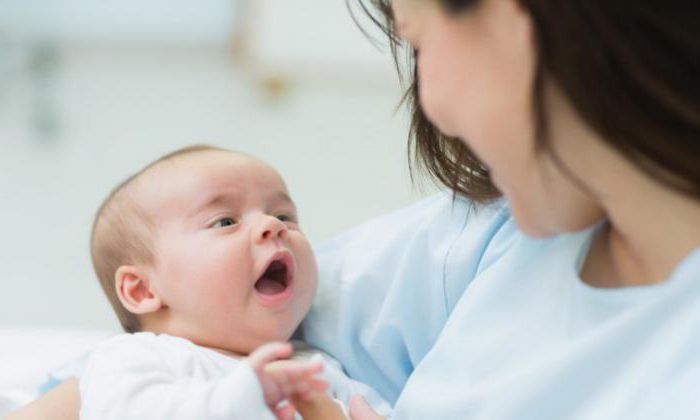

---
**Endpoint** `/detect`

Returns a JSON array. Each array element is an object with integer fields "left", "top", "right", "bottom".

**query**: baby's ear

[{"left": 115, "top": 265, "right": 163, "bottom": 315}]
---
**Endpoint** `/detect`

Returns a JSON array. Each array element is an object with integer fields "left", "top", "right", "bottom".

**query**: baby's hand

[{"left": 247, "top": 342, "right": 328, "bottom": 412}]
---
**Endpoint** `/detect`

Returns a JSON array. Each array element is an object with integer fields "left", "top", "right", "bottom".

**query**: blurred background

[{"left": 0, "top": 0, "right": 433, "bottom": 331}]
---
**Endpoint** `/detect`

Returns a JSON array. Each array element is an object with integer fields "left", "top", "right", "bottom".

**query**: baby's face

[{"left": 138, "top": 151, "right": 317, "bottom": 354}]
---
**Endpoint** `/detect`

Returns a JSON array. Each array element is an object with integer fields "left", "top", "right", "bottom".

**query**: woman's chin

[
  {"left": 518, "top": 222, "right": 557, "bottom": 238},
  {"left": 510, "top": 204, "right": 560, "bottom": 238}
]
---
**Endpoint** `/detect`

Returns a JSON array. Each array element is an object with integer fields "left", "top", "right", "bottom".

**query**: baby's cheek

[{"left": 294, "top": 241, "right": 318, "bottom": 300}]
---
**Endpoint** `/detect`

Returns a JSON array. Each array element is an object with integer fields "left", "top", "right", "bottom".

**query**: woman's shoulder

[{"left": 314, "top": 193, "right": 513, "bottom": 263}]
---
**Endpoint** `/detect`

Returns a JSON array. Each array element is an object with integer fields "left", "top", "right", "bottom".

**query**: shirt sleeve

[
  {"left": 316, "top": 353, "right": 393, "bottom": 418},
  {"left": 302, "top": 193, "right": 512, "bottom": 404},
  {"left": 79, "top": 335, "right": 276, "bottom": 420}
]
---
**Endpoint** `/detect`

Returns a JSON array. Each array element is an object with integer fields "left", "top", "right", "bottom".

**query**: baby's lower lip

[{"left": 255, "top": 281, "right": 294, "bottom": 308}]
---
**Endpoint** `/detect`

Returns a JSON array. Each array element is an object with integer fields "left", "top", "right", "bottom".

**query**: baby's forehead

[
  {"left": 166, "top": 149, "right": 259, "bottom": 168},
  {"left": 146, "top": 150, "right": 272, "bottom": 182},
  {"left": 133, "top": 150, "right": 287, "bottom": 209}
]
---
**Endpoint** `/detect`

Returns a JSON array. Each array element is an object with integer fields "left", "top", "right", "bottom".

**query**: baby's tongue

[{"left": 255, "top": 277, "right": 285, "bottom": 295}]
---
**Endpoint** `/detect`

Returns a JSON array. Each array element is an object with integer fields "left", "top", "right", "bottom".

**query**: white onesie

[{"left": 79, "top": 332, "right": 390, "bottom": 419}]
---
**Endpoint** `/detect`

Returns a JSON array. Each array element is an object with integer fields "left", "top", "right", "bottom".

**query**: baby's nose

[{"left": 256, "top": 215, "right": 288, "bottom": 242}]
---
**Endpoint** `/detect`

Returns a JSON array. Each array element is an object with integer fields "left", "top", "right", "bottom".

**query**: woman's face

[{"left": 393, "top": 0, "right": 604, "bottom": 236}]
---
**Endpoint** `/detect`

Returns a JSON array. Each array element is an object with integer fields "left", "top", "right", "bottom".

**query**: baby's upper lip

[{"left": 256, "top": 249, "right": 295, "bottom": 285}]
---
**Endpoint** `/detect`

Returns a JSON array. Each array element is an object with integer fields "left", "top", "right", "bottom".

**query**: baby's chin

[
  {"left": 182, "top": 307, "right": 310, "bottom": 356},
  {"left": 221, "top": 328, "right": 302, "bottom": 356}
]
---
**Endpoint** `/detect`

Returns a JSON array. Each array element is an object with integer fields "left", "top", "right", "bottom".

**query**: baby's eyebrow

[
  {"left": 187, "top": 191, "right": 295, "bottom": 217},
  {"left": 188, "top": 193, "right": 232, "bottom": 217},
  {"left": 273, "top": 191, "right": 296, "bottom": 209}
]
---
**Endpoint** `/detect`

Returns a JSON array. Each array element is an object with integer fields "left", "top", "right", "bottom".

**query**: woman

[
  {"left": 307, "top": 0, "right": 700, "bottom": 418},
  {"left": 10, "top": 0, "right": 700, "bottom": 418}
]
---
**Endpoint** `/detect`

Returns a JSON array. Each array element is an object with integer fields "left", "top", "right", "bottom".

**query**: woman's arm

[
  {"left": 304, "top": 194, "right": 509, "bottom": 403},
  {"left": 291, "top": 392, "right": 347, "bottom": 420},
  {"left": 6, "top": 379, "right": 80, "bottom": 420},
  {"left": 3, "top": 378, "right": 368, "bottom": 420},
  {"left": 4, "top": 379, "right": 348, "bottom": 420},
  {"left": 349, "top": 395, "right": 385, "bottom": 420}
]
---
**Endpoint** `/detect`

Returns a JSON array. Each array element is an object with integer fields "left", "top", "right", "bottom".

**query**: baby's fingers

[
  {"left": 287, "top": 377, "right": 330, "bottom": 401},
  {"left": 264, "top": 360, "right": 327, "bottom": 395},
  {"left": 274, "top": 403, "right": 296, "bottom": 420},
  {"left": 247, "top": 342, "right": 294, "bottom": 371},
  {"left": 297, "top": 378, "right": 331, "bottom": 401},
  {"left": 264, "top": 359, "right": 324, "bottom": 378}
]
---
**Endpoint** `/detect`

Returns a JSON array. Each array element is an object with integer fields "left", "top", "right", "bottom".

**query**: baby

[{"left": 82, "top": 145, "right": 389, "bottom": 419}]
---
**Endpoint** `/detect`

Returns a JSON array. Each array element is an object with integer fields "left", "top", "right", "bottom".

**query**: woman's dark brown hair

[{"left": 353, "top": 0, "right": 700, "bottom": 203}]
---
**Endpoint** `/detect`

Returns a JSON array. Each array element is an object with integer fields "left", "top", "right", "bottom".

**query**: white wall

[
  {"left": 0, "top": 0, "right": 236, "bottom": 44},
  {"left": 0, "top": 0, "right": 438, "bottom": 331},
  {"left": 0, "top": 42, "right": 435, "bottom": 331}
]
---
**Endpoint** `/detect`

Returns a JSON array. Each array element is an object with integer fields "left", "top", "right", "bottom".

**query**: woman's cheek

[
  {"left": 418, "top": 76, "right": 455, "bottom": 137},
  {"left": 417, "top": 53, "right": 468, "bottom": 138}
]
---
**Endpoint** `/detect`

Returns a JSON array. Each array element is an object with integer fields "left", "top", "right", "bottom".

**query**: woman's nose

[{"left": 255, "top": 214, "right": 288, "bottom": 243}]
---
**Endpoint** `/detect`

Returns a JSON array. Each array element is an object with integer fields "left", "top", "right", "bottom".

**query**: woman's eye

[{"left": 212, "top": 217, "right": 237, "bottom": 228}]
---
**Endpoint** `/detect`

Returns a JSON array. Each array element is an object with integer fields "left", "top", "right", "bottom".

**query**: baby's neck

[
  {"left": 138, "top": 324, "right": 251, "bottom": 359},
  {"left": 206, "top": 345, "right": 246, "bottom": 359}
]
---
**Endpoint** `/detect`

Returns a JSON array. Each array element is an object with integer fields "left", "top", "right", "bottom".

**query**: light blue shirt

[{"left": 302, "top": 193, "right": 700, "bottom": 419}]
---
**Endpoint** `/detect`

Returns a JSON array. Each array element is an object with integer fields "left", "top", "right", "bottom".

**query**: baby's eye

[
  {"left": 212, "top": 217, "right": 237, "bottom": 228},
  {"left": 276, "top": 214, "right": 296, "bottom": 223}
]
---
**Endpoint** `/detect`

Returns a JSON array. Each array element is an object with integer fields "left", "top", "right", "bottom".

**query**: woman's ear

[{"left": 115, "top": 265, "right": 163, "bottom": 315}]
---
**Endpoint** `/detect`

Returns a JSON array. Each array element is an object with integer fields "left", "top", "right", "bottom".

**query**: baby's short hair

[{"left": 91, "top": 144, "right": 227, "bottom": 332}]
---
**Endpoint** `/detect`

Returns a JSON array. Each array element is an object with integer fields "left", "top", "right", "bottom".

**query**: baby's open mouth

[{"left": 255, "top": 259, "right": 289, "bottom": 295}]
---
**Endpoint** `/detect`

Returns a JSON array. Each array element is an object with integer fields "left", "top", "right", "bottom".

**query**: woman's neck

[
  {"left": 545, "top": 83, "right": 700, "bottom": 287},
  {"left": 582, "top": 179, "right": 700, "bottom": 288}
]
